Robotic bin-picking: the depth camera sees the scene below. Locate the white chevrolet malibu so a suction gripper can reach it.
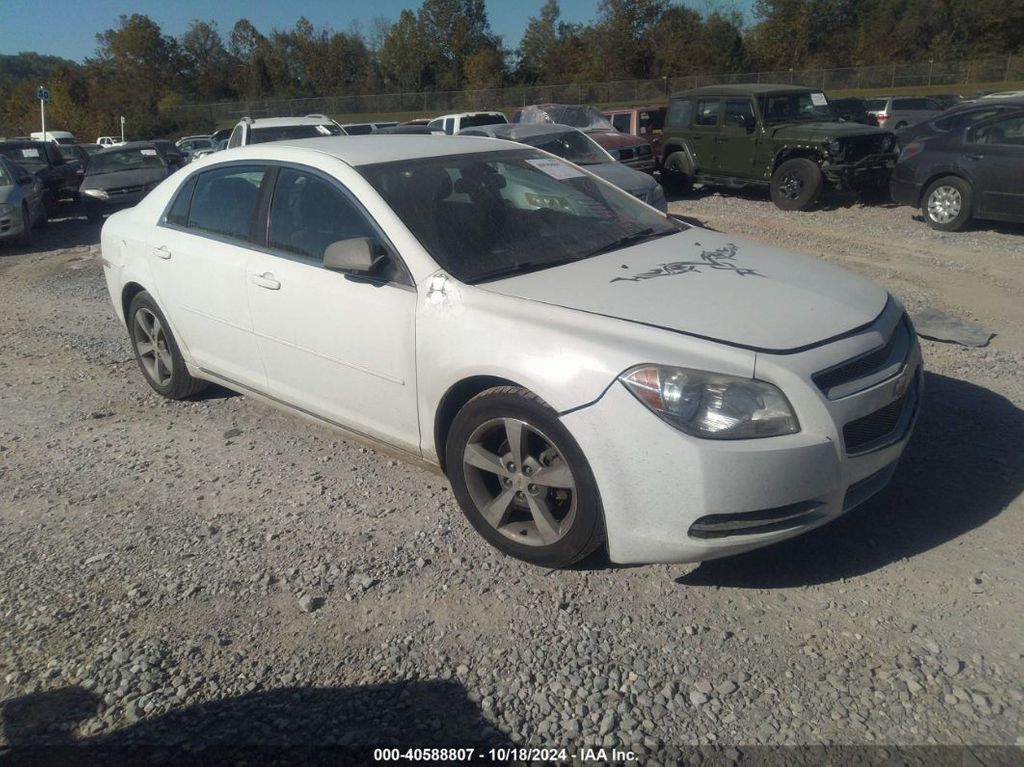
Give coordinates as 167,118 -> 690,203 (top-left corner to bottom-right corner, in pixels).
100,136 -> 922,568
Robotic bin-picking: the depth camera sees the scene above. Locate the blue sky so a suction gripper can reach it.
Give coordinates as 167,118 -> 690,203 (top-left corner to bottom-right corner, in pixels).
0,0 -> 754,63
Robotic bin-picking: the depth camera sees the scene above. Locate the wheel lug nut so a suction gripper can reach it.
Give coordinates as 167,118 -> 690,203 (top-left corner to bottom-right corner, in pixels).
523,466 -> 533,476
507,463 -> 517,472
528,484 -> 538,494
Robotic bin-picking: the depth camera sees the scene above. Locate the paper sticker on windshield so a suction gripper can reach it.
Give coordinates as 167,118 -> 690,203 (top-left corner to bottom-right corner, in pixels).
526,158 -> 585,179
140,149 -> 158,156
810,92 -> 828,106
21,149 -> 40,158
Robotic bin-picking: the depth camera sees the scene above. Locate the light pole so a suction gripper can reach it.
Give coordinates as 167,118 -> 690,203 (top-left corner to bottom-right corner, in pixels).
928,59 -> 934,87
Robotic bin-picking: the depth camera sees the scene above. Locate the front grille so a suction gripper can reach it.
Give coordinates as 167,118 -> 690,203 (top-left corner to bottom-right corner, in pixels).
813,315 -> 911,397
636,144 -> 652,158
688,501 -> 825,539
617,147 -> 635,161
842,133 -> 890,161
842,376 -> 918,454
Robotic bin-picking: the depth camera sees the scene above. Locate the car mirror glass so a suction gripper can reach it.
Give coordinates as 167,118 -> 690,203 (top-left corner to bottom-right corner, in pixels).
323,237 -> 384,274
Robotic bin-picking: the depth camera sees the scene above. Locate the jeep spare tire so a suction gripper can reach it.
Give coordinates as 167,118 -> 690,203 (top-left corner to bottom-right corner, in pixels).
770,158 -> 822,211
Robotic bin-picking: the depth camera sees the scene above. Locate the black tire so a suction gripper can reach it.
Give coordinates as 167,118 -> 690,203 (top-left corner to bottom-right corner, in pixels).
42,190 -> 59,218
16,204 -> 32,246
769,158 -> 823,211
660,151 -> 694,195
446,386 -> 605,568
921,176 -> 972,232
127,291 -> 208,399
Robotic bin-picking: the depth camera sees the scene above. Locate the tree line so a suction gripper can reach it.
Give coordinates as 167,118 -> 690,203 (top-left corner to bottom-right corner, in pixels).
1,0 -> 1021,140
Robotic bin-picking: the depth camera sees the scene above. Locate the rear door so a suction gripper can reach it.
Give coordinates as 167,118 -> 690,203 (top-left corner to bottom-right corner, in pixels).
714,98 -> 759,178
150,164 -> 270,389
244,165 -> 420,452
965,113 -> 1024,219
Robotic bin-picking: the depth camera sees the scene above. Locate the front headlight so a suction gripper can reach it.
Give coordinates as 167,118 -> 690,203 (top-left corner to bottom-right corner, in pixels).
83,188 -> 109,199
0,203 -> 15,217
620,365 -> 799,439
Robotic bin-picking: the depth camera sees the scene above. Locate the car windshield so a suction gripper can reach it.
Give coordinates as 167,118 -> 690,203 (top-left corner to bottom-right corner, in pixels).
250,124 -> 343,143
0,162 -> 11,186
0,146 -> 46,171
519,105 -> 617,132
759,92 -> 835,123
521,131 -> 610,165
359,149 -> 684,285
87,148 -> 165,175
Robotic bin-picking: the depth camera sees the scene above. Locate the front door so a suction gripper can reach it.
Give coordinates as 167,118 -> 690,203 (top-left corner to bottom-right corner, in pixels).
245,166 -> 420,452
965,113 -> 1024,219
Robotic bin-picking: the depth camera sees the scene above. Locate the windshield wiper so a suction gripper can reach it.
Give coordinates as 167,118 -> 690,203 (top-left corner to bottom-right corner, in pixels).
470,256 -> 582,284
582,227 -> 679,259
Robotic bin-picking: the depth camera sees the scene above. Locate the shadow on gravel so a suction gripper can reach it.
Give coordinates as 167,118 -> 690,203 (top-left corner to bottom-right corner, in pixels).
910,214 -> 1024,236
1,679 -> 511,765
665,183 -> 898,212
0,214 -> 102,257
192,384 -> 241,402
678,371 -> 1024,589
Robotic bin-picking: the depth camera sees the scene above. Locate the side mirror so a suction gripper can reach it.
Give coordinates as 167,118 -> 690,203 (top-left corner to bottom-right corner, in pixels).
324,237 -> 384,275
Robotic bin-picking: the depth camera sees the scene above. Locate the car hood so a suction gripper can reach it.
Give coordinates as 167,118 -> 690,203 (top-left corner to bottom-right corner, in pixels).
479,228 -> 888,352
585,130 -> 649,150
585,162 -> 657,195
82,167 -> 166,189
0,184 -> 19,203
769,121 -> 890,140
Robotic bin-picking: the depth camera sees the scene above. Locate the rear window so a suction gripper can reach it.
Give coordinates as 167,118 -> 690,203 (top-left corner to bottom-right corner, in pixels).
0,146 -> 46,170
187,165 -> 267,241
460,114 -> 507,129
638,109 -> 665,133
610,113 -> 631,132
864,99 -> 888,112
249,124 -> 343,144
344,124 -> 374,135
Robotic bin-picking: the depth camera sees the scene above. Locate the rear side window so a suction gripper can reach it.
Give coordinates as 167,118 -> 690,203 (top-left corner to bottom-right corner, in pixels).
163,174 -> 199,226
610,113 -> 631,132
665,99 -> 693,128
970,114 -> 1024,145
187,165 -> 267,242
695,99 -> 720,127
638,109 -> 665,133
723,99 -> 755,130
268,168 -> 376,262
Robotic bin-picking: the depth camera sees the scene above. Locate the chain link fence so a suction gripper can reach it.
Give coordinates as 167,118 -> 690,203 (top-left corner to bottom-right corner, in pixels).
163,55 -> 1022,129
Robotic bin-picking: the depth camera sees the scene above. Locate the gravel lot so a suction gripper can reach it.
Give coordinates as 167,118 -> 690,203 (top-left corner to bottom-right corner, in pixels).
1,193 -> 1022,762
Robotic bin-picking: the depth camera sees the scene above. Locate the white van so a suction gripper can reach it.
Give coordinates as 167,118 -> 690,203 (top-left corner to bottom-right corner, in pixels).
29,130 -> 77,145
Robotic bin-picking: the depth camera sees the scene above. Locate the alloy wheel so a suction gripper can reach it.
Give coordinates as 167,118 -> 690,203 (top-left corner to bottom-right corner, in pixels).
461,417 -> 577,547
779,171 -> 803,199
134,307 -> 174,387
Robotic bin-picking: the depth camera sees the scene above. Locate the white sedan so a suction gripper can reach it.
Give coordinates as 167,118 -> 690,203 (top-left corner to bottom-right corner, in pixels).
100,136 -> 922,567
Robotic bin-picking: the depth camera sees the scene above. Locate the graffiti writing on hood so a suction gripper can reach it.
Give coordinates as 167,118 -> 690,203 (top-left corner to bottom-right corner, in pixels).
610,243 -> 761,283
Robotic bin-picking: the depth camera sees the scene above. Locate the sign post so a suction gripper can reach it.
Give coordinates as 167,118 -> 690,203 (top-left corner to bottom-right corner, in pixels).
37,85 -> 50,139
120,115 -> 126,143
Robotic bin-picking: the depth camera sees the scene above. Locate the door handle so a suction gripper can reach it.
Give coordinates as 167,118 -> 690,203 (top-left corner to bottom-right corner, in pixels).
152,245 -> 171,259
251,272 -> 281,290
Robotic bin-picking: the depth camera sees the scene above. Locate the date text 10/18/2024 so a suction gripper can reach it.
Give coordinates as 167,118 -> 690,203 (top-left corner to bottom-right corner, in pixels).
374,747 -> 639,762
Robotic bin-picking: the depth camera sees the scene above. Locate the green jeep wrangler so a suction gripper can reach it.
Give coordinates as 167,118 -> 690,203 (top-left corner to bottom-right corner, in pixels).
660,84 -> 898,210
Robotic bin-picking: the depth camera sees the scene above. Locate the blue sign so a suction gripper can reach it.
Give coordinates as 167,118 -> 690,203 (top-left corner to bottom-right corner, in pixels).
37,87 -> 50,103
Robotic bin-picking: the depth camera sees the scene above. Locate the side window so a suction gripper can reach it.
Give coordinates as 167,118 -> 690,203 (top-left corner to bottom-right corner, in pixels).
723,99 -> 755,131
665,99 -> 693,128
187,165 -> 266,241
268,168 -> 377,263
227,125 -> 243,148
427,118 -> 442,130
923,99 -> 942,110
444,118 -> 455,135
695,99 -> 721,127
163,174 -> 199,226
611,113 -> 631,133
971,115 -> 1024,146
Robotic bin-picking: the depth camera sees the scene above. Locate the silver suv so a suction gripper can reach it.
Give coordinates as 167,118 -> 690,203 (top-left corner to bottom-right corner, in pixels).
864,96 -> 944,130
227,115 -> 346,148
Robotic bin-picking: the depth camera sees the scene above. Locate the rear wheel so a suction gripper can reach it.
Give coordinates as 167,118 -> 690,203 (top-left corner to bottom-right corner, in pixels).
922,176 -> 972,231
16,204 -> 32,246
127,292 -> 208,399
660,151 -> 693,194
446,386 -> 605,568
770,158 -> 823,210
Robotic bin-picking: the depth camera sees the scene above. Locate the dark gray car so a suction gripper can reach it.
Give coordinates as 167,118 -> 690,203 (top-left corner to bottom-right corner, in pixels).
459,123 -> 666,211
80,142 -> 172,223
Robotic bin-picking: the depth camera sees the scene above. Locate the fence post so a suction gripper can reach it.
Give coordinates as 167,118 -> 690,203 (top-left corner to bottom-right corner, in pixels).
821,69 -> 826,90
1006,54 -> 1013,82
891,64 -> 896,88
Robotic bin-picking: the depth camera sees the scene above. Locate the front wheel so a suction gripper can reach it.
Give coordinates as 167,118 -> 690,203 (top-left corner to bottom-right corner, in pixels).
660,151 -> 694,195
17,204 -> 32,246
770,158 -> 823,210
922,176 -> 972,231
127,291 -> 208,399
446,386 -> 605,568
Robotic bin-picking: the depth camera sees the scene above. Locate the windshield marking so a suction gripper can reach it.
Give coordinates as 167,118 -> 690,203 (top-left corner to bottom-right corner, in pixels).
610,243 -> 761,283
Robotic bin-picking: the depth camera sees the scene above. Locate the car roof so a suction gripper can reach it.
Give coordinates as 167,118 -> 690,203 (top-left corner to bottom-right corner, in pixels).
604,106 -> 664,112
462,123 -> 581,140
221,135 -> 522,166
432,111 -> 505,120
0,139 -> 47,148
98,141 -> 158,151
249,116 -> 337,128
670,84 -> 816,98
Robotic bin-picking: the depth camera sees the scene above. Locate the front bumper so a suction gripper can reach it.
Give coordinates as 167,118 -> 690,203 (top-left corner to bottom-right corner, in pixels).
889,164 -> 921,207
561,302 -> 922,564
823,152 -> 898,189
0,207 -> 27,241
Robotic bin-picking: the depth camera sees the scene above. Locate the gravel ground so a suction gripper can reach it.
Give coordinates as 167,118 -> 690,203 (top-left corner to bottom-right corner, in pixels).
1,198 -> 1022,763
